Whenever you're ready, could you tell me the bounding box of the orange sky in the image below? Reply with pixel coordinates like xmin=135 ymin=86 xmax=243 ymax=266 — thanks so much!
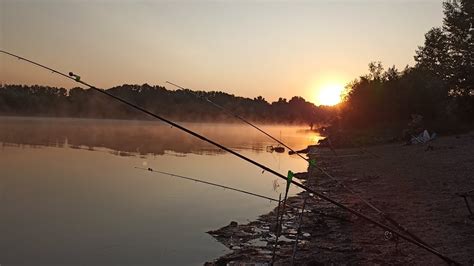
xmin=0 ymin=1 xmax=444 ymax=105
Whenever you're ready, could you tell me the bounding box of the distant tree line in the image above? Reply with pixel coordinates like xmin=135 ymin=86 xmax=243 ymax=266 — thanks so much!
xmin=339 ymin=0 xmax=473 ymax=133
xmin=0 ymin=83 xmax=336 ymax=125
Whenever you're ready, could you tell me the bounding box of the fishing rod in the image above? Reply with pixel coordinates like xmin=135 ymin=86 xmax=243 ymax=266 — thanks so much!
xmin=135 ymin=166 xmax=279 ymax=202
xmin=0 ymin=50 xmax=458 ymax=264
xmin=166 ymin=81 xmax=297 ymax=151
xmin=165 ymin=81 xmax=432 ymax=249
xmin=136 ymin=166 xmax=310 ymax=210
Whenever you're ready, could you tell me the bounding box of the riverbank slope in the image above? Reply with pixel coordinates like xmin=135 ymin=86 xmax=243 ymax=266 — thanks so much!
xmin=207 ymin=132 xmax=474 ymax=265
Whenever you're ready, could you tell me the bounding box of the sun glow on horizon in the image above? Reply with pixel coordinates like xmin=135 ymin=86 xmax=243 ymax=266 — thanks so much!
xmin=315 ymin=83 xmax=345 ymax=106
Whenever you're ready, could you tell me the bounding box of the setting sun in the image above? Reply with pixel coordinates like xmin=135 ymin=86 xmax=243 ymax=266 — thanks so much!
xmin=316 ymin=83 xmax=345 ymax=106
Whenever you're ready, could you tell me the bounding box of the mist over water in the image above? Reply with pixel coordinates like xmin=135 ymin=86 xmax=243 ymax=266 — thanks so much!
xmin=0 ymin=116 xmax=322 ymax=264
xmin=0 ymin=116 xmax=319 ymax=155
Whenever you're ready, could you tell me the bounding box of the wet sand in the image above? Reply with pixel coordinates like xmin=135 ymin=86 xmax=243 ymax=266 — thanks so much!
xmin=207 ymin=132 xmax=474 ymax=265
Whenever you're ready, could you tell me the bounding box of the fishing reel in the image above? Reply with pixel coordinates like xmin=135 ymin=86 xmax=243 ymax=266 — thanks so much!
xmin=68 ymin=72 xmax=81 ymax=81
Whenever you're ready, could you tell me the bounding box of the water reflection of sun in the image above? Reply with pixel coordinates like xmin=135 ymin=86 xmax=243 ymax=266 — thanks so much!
xmin=316 ymin=83 xmax=345 ymax=106
xmin=308 ymin=133 xmax=324 ymax=144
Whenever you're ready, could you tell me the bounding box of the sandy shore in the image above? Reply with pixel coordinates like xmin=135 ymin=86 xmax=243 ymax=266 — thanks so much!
xmin=206 ymin=132 xmax=474 ymax=265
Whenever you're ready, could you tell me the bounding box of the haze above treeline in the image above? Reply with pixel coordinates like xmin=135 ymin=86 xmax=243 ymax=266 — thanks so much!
xmin=0 ymin=84 xmax=336 ymax=124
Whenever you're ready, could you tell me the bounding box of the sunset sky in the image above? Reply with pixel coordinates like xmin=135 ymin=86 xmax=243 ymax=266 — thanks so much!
xmin=1 ymin=0 xmax=444 ymax=105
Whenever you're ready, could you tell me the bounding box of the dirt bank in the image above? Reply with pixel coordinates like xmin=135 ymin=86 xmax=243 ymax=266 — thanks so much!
xmin=206 ymin=132 xmax=474 ymax=265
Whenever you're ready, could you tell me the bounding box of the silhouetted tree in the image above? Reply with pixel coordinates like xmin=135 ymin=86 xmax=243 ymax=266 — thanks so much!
xmin=339 ymin=0 xmax=473 ymax=134
xmin=443 ymin=0 xmax=473 ymax=97
xmin=415 ymin=27 xmax=451 ymax=80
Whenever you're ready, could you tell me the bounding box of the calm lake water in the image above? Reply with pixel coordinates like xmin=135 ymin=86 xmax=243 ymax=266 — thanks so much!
xmin=0 ymin=116 xmax=322 ymax=265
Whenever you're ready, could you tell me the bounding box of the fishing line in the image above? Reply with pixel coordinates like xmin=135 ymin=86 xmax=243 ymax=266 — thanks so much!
xmin=166 ymin=81 xmax=384 ymax=204
xmin=135 ymin=166 xmax=279 ymax=202
xmin=136 ymin=167 xmax=309 ymax=209
xmin=0 ymin=50 xmax=458 ymax=264
xmin=165 ymin=81 xmax=433 ymax=249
